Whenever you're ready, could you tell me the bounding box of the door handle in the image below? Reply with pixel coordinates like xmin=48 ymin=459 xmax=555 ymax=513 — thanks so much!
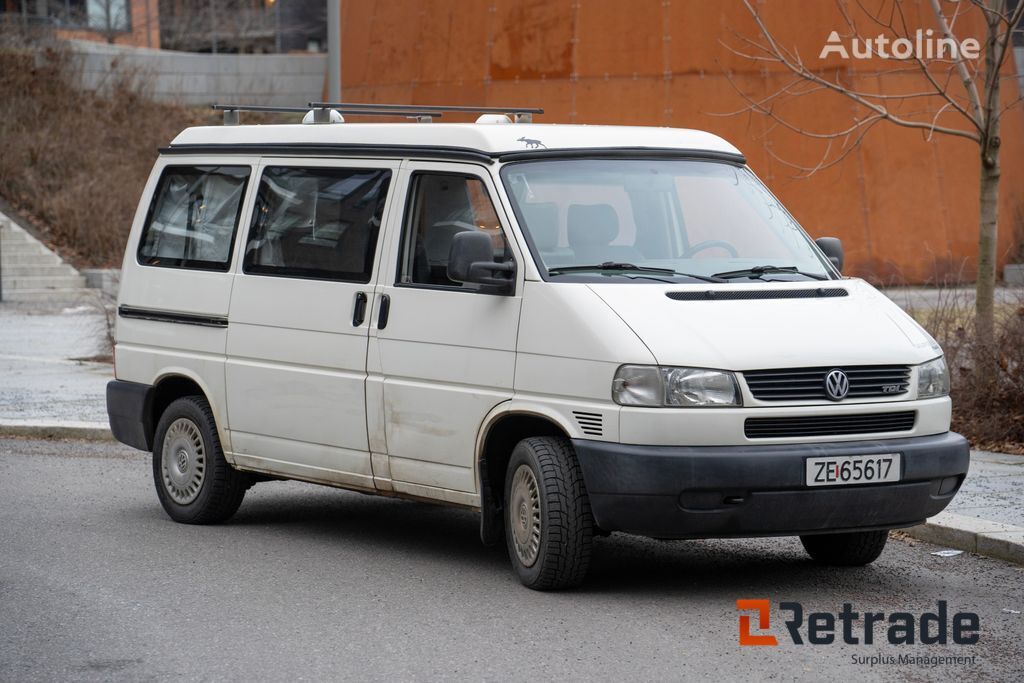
xmin=377 ymin=294 xmax=391 ymax=330
xmin=352 ymin=291 xmax=368 ymax=327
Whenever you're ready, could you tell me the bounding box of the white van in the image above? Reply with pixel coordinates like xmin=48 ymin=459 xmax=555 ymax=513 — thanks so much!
xmin=107 ymin=104 xmax=969 ymax=590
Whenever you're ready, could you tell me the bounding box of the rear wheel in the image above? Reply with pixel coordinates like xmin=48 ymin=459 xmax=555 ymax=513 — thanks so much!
xmin=152 ymin=396 xmax=248 ymax=524
xmin=504 ymin=436 xmax=594 ymax=590
xmin=800 ymin=530 xmax=889 ymax=566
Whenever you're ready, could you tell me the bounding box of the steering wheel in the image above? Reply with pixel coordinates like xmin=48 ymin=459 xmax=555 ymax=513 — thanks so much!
xmin=681 ymin=240 xmax=739 ymax=258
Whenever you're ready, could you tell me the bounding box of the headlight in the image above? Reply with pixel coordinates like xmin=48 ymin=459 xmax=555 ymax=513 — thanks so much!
xmin=613 ymin=365 xmax=741 ymax=407
xmin=917 ymin=356 xmax=950 ymax=398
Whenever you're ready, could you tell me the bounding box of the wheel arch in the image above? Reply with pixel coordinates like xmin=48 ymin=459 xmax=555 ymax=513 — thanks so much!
xmin=147 ymin=369 xmax=225 ymax=453
xmin=475 ymin=405 xmax=574 ymax=546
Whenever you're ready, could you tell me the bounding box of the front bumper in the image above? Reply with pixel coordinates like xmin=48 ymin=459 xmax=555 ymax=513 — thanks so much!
xmin=573 ymin=432 xmax=969 ymax=539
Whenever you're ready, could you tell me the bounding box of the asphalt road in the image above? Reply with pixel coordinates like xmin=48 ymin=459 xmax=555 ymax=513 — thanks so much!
xmin=1 ymin=438 xmax=1022 ymax=682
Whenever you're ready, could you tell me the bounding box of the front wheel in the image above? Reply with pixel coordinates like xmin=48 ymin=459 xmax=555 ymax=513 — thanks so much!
xmin=504 ymin=436 xmax=594 ymax=590
xmin=152 ymin=395 xmax=248 ymax=524
xmin=800 ymin=530 xmax=889 ymax=566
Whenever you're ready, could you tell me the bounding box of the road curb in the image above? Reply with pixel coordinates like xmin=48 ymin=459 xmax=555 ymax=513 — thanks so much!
xmin=0 ymin=422 xmax=113 ymax=441
xmin=903 ymin=511 xmax=1024 ymax=566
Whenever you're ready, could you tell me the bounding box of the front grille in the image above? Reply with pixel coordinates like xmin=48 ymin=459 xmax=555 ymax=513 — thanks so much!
xmin=743 ymin=365 xmax=911 ymax=401
xmin=744 ymin=411 xmax=916 ymax=438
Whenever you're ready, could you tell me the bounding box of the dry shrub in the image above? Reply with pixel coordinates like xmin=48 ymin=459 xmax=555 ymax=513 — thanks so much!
xmin=909 ymin=284 xmax=1024 ymax=453
xmin=0 ymin=42 xmax=211 ymax=267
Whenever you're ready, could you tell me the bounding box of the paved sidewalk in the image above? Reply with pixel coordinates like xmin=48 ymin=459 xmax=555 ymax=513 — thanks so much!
xmin=0 ymin=301 xmax=111 ymax=428
xmin=879 ymin=285 xmax=1021 ymax=310
xmin=1 ymin=297 xmax=1021 ymax=564
xmin=948 ymin=451 xmax=1024 ymax=526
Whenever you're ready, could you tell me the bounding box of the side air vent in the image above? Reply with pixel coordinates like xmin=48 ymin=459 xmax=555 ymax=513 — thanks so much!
xmin=572 ymin=411 xmax=604 ymax=437
xmin=666 ymin=288 xmax=848 ymax=301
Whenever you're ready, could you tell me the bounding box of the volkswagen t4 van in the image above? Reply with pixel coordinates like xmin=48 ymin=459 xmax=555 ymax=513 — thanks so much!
xmin=107 ymin=104 xmax=969 ymax=590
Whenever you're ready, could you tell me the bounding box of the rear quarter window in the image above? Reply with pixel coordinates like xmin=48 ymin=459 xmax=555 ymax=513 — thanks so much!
xmin=137 ymin=165 xmax=250 ymax=271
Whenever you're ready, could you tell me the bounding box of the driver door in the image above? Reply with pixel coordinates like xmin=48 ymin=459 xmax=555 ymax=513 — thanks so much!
xmin=365 ymin=162 xmax=524 ymax=502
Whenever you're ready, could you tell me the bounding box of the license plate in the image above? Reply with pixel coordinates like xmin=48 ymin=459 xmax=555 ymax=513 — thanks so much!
xmin=805 ymin=454 xmax=901 ymax=487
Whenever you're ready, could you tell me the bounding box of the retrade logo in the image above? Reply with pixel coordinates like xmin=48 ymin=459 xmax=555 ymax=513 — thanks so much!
xmin=737 ymin=599 xmax=779 ymax=646
xmin=736 ymin=600 xmax=980 ymax=646
xmin=824 ymin=369 xmax=850 ymax=401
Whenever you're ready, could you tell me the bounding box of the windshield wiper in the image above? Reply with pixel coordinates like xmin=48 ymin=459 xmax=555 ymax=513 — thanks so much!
xmin=711 ymin=265 xmax=828 ymax=281
xmin=548 ymin=262 xmax=725 ymax=283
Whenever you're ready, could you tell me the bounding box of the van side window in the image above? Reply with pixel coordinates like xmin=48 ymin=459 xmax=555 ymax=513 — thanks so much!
xmin=138 ymin=166 xmax=250 ymax=271
xmin=243 ymin=167 xmax=391 ymax=283
xmin=398 ymin=174 xmax=511 ymax=288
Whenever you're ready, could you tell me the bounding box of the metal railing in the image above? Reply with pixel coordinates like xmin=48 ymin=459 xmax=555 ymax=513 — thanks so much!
xmin=212 ymin=102 xmax=544 ymax=125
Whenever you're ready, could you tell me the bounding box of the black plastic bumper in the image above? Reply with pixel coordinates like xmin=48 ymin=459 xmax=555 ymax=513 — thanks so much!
xmin=106 ymin=380 xmax=153 ymax=451
xmin=573 ymin=432 xmax=970 ymax=539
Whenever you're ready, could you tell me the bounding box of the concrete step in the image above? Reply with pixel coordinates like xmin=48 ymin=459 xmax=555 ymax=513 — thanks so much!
xmin=0 ymin=231 xmax=34 ymax=244
xmin=1 ymin=252 xmax=63 ymax=267
xmin=1 ymin=275 xmax=87 ymax=290
xmin=1 ymin=264 xmax=80 ymax=277
xmin=1 ymin=288 xmax=95 ymax=303
xmin=0 ymin=244 xmax=60 ymax=258
xmin=0 ymin=236 xmax=36 ymax=246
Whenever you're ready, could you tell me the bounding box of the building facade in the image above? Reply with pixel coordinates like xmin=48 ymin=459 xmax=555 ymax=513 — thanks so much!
xmin=337 ymin=0 xmax=1024 ymax=283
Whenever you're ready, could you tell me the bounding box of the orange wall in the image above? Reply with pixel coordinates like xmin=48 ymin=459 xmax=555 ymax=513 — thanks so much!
xmin=56 ymin=0 xmax=160 ymax=49
xmin=337 ymin=0 xmax=1024 ymax=284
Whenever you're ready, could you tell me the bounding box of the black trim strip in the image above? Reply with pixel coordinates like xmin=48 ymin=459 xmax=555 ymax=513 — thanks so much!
xmin=160 ymin=143 xmax=747 ymax=166
xmin=667 ymin=288 xmax=848 ymax=301
xmin=497 ymin=147 xmax=747 ymax=164
xmin=162 ymin=143 xmax=495 ymax=164
xmin=118 ymin=305 xmax=228 ymax=328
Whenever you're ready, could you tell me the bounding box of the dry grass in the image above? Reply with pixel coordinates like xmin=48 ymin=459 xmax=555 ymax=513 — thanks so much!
xmin=0 ymin=44 xmax=211 ymax=267
xmin=907 ymin=286 xmax=1024 ymax=454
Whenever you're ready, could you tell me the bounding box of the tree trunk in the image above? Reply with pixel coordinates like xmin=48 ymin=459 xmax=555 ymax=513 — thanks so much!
xmin=974 ymin=0 xmax=1004 ymax=375
xmin=976 ymin=155 xmax=999 ymax=350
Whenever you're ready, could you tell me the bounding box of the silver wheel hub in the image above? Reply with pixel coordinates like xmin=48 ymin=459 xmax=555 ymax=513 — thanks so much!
xmin=161 ymin=418 xmax=206 ymax=505
xmin=510 ymin=464 xmax=541 ymax=567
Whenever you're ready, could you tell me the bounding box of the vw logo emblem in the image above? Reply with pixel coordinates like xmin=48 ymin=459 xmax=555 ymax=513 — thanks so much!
xmin=825 ymin=369 xmax=850 ymax=401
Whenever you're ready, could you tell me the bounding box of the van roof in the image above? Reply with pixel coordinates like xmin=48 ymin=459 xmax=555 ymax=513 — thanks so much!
xmin=167 ymin=123 xmax=744 ymax=162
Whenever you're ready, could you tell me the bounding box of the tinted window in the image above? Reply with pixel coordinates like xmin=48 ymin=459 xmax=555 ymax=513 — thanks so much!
xmin=138 ymin=166 xmax=250 ymax=271
xmin=398 ymin=174 xmax=511 ymax=288
xmin=244 ymin=167 xmax=391 ymax=283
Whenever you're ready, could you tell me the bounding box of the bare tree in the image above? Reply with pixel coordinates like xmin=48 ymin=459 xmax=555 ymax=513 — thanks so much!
xmin=723 ymin=0 xmax=1024 ymax=355
xmin=159 ymin=0 xmax=300 ymax=54
xmin=86 ymin=0 xmax=132 ymax=43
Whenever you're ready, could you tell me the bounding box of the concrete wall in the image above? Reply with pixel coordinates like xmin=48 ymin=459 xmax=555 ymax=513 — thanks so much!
xmin=68 ymin=39 xmax=326 ymax=107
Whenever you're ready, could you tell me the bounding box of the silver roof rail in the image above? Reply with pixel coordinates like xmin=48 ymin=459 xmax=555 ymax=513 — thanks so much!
xmin=211 ymin=104 xmax=447 ymax=125
xmin=308 ymin=102 xmax=544 ymax=123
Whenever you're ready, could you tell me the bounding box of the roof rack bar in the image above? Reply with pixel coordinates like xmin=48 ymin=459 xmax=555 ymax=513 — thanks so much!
xmin=309 ymin=102 xmax=543 ymax=123
xmin=212 ymin=103 xmax=444 ymax=125
xmin=213 ymin=104 xmax=310 ymax=125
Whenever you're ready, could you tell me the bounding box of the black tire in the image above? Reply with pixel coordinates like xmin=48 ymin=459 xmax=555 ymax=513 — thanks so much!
xmin=800 ymin=530 xmax=889 ymax=566
xmin=152 ymin=395 xmax=248 ymax=524
xmin=504 ymin=436 xmax=594 ymax=590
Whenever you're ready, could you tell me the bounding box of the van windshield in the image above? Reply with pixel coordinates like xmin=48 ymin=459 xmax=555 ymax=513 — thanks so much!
xmin=500 ymin=159 xmax=834 ymax=283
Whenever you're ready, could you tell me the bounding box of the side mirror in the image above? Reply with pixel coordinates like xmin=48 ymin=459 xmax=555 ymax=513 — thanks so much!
xmin=815 ymin=237 xmax=844 ymax=273
xmin=447 ymin=231 xmax=515 ymax=294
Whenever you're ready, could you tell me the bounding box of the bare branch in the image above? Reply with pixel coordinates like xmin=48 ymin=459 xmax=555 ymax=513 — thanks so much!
xmin=929 ymin=0 xmax=985 ymax=128
xmin=738 ymin=0 xmax=980 ymax=142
